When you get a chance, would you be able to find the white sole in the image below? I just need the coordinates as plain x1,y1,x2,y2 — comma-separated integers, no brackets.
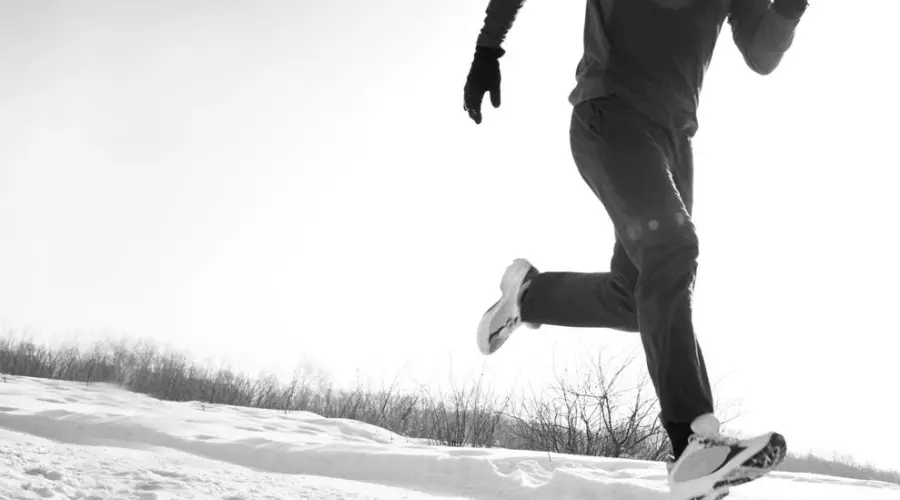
476,259,532,355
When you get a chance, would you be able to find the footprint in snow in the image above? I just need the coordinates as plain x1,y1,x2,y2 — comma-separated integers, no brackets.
149,469,185,479
23,484,56,498
135,480,164,491
25,467,64,481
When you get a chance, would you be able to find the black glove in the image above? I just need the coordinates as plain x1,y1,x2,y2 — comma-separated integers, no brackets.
463,46,505,124
772,0,808,20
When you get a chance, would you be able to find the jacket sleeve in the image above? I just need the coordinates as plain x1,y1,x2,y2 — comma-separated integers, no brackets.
728,0,806,75
475,0,528,48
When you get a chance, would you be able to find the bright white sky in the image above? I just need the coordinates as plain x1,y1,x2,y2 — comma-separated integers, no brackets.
2,0,898,472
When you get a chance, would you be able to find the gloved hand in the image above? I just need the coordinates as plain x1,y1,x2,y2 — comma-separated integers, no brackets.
772,0,808,20
463,46,505,124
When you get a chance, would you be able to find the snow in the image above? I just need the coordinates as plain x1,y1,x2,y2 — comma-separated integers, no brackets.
1,376,897,500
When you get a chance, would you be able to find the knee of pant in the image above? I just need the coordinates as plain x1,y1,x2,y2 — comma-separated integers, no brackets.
622,212,698,254
641,244,698,288
633,242,698,303
624,215,698,282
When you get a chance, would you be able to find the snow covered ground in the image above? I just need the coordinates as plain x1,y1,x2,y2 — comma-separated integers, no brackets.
0,376,897,500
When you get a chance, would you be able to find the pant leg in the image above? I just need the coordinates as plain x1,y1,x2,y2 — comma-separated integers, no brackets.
664,115,716,442
524,96,714,448
520,238,639,332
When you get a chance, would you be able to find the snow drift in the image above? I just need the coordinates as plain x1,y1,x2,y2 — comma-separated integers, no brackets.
1,376,897,500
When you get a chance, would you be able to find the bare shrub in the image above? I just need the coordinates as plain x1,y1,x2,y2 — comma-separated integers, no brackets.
420,372,512,448
505,353,668,460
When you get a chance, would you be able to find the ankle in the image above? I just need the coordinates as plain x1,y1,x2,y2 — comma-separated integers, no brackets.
664,421,694,459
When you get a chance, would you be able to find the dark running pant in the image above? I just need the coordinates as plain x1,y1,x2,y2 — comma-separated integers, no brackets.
520,95,714,458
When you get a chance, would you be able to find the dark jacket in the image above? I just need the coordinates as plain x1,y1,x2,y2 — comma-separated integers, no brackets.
475,0,805,135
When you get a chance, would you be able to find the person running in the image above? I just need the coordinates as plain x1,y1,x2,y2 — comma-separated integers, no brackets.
463,1,808,499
